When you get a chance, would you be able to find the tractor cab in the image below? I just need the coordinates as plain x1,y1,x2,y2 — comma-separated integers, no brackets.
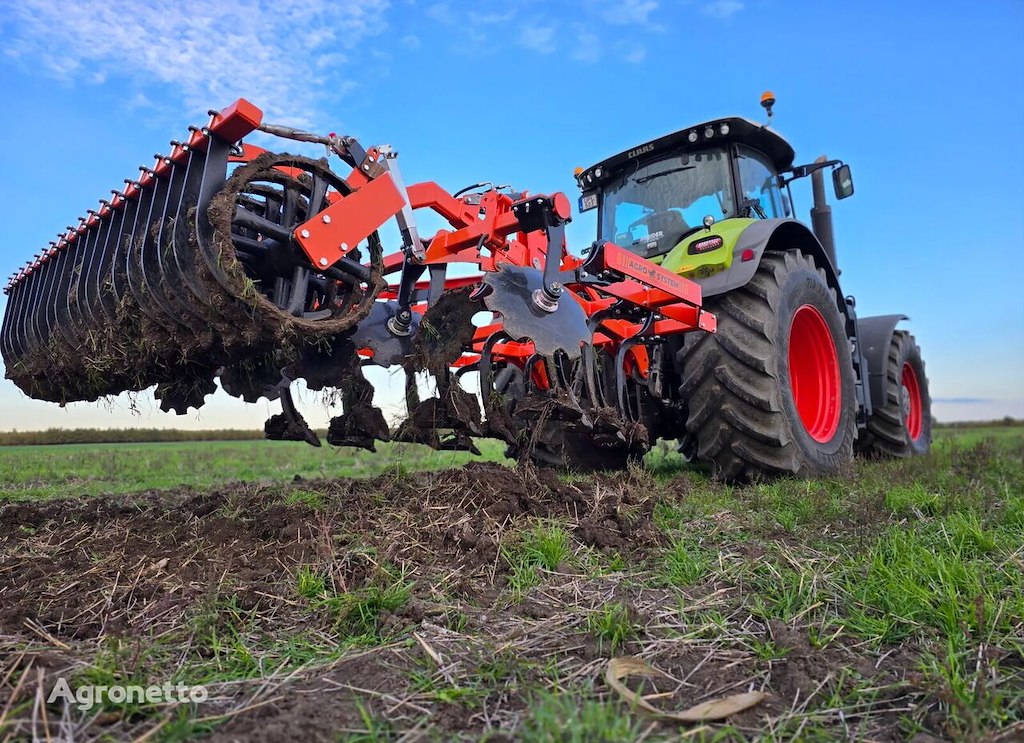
576,117,797,276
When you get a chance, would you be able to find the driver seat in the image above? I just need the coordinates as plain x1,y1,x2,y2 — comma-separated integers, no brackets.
644,210,688,255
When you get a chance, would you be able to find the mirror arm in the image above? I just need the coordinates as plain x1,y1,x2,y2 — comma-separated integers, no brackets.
781,159,845,186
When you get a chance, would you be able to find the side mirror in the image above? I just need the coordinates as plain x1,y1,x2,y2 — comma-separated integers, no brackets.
832,164,854,200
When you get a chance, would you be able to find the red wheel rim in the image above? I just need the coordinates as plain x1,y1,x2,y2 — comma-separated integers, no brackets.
901,362,923,441
788,304,841,443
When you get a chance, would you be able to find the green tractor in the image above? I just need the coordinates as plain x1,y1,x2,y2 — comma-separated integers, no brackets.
574,94,931,479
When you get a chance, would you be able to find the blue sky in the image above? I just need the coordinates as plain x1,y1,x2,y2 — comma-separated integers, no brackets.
0,0,1022,431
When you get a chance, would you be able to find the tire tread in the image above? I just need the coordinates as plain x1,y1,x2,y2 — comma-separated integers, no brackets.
677,250,854,479
859,330,931,458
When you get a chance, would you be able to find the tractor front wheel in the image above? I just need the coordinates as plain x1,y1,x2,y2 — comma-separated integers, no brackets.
677,250,857,480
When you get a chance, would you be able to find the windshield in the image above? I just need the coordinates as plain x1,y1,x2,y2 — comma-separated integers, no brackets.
599,148,734,256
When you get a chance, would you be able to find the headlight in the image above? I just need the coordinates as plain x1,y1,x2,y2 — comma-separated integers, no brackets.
688,130,698,143
688,235,724,255
704,126,715,139
719,122,730,135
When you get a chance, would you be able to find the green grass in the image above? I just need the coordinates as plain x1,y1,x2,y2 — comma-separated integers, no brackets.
839,507,1023,645
285,489,327,509
0,424,1011,502
501,522,573,596
321,563,414,642
586,602,636,653
0,438,510,500
660,537,712,586
296,565,328,599
518,690,643,742
934,423,1024,444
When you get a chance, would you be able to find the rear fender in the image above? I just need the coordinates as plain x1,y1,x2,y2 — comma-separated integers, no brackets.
858,314,908,410
696,219,844,315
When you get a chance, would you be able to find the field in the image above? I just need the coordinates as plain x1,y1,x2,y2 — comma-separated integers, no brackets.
0,429,1021,741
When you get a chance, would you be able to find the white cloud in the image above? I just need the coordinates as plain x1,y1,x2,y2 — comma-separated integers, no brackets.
468,11,514,25
572,29,602,64
401,33,422,49
518,25,556,54
422,3,502,53
624,48,647,64
125,91,154,111
599,0,658,26
2,0,390,127
702,0,744,20
425,2,452,24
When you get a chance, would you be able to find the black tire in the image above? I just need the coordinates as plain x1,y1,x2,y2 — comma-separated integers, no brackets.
677,250,857,480
858,330,931,457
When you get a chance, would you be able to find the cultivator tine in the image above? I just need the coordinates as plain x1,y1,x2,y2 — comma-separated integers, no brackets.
169,151,212,307
264,384,322,447
14,262,35,357
92,193,124,325
26,252,48,354
40,247,61,348
139,161,175,315
79,208,104,327
12,276,30,359
14,260,33,356
62,225,81,335
0,282,12,362
46,237,65,348
28,256,49,354
43,246,64,350
0,288,13,366
73,214,98,330
39,244,60,350
9,267,29,360
111,182,139,310
614,312,655,419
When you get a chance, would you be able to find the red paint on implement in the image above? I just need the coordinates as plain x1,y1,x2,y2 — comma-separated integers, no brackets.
210,98,263,143
294,173,407,267
601,242,702,306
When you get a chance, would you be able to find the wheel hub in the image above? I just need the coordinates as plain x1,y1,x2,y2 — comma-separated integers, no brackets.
901,362,923,441
788,304,842,443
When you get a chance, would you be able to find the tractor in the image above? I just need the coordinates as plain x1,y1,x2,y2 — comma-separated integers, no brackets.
0,94,931,479
570,93,932,478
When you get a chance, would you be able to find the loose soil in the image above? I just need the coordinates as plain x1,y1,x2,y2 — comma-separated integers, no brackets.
3,458,1007,741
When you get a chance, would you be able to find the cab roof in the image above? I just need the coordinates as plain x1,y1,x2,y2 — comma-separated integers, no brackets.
578,117,796,190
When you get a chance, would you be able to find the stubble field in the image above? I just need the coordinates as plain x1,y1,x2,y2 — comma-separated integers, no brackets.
0,428,1021,741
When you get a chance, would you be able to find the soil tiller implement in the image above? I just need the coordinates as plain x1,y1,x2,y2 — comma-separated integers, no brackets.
1,95,931,477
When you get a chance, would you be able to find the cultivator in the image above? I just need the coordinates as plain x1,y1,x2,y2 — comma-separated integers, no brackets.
1,99,714,466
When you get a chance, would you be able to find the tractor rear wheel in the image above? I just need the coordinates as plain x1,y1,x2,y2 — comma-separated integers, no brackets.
858,331,931,457
677,250,856,480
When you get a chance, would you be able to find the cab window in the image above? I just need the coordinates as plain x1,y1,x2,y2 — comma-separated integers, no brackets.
600,148,734,256
736,146,782,219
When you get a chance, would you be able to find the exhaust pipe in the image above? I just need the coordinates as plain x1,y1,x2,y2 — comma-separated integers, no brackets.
809,155,838,272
